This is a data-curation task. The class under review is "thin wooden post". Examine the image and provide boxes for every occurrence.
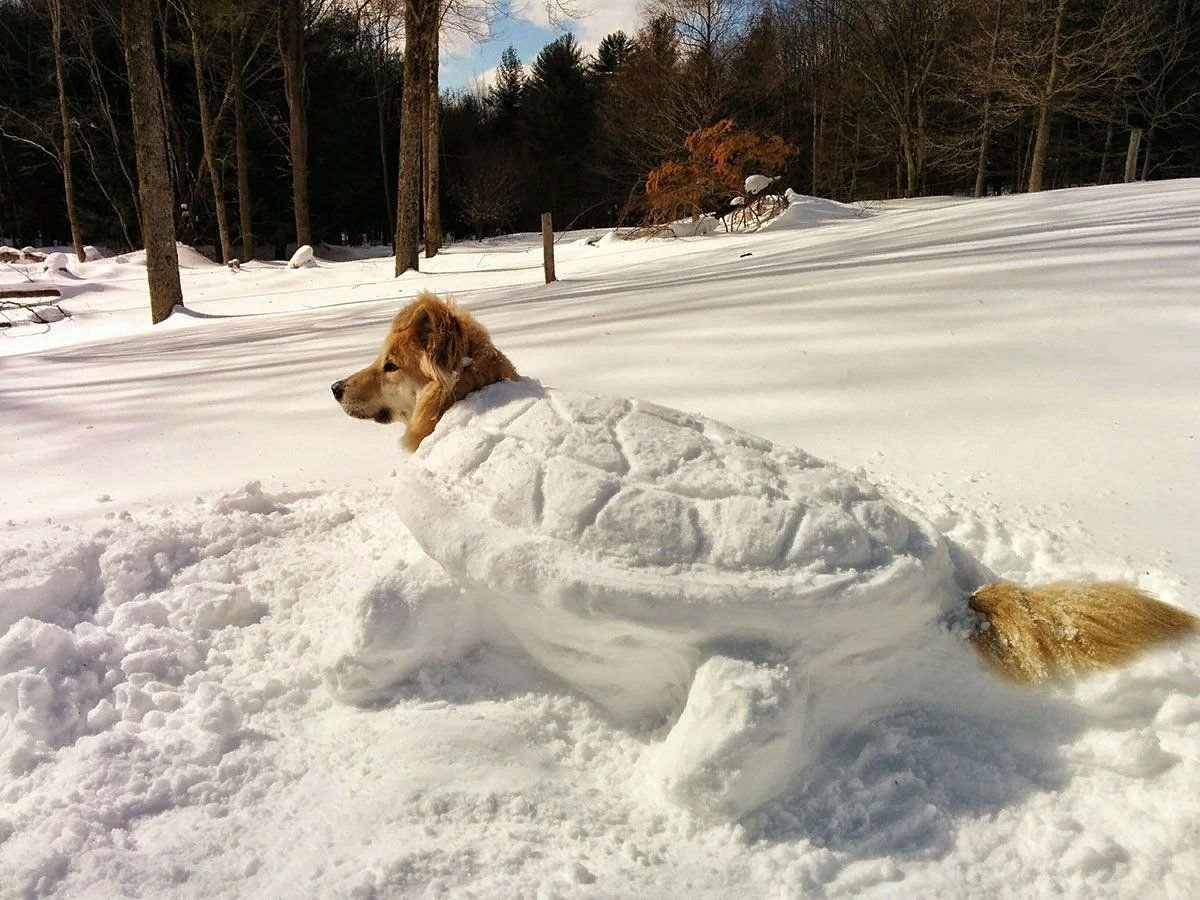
[541,212,556,284]
[1124,128,1143,183]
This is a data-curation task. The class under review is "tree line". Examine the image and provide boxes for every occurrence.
[1,0,1197,320]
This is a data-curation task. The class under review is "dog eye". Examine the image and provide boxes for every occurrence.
[383,361,398,373]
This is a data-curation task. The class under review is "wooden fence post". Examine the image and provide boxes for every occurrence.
[541,212,556,284]
[1124,128,1143,183]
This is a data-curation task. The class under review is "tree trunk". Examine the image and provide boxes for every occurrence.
[155,1,185,205]
[848,118,861,200]
[974,3,1004,199]
[279,0,311,247]
[1140,129,1152,181]
[1124,127,1142,182]
[1098,120,1114,183]
[232,22,254,261]
[810,96,819,195]
[186,10,232,263]
[375,65,392,237]
[395,0,431,276]
[77,21,140,244]
[900,126,918,198]
[915,101,927,195]
[974,102,992,198]
[423,23,441,257]
[1028,103,1054,192]
[48,0,85,262]
[121,0,183,324]
[1028,0,1068,193]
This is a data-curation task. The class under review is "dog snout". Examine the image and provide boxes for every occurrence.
[331,380,345,401]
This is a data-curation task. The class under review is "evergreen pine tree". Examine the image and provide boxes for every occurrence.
[489,45,524,134]
[521,35,596,224]
[591,31,633,78]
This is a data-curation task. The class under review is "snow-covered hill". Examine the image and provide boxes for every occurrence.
[2,182,1199,897]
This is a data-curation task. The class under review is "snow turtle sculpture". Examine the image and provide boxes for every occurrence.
[326,378,1196,818]
[327,379,1000,816]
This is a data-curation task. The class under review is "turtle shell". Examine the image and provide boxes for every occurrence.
[392,379,971,721]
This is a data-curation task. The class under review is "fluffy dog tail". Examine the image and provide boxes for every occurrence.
[968,581,1198,683]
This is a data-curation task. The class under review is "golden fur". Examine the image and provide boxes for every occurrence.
[335,293,1197,682]
[331,291,517,450]
[969,580,1198,682]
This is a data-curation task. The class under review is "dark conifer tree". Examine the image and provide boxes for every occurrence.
[521,34,597,225]
[489,45,525,137]
[591,31,634,77]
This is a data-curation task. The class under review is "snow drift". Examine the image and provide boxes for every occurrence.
[770,190,872,227]
[3,180,1200,897]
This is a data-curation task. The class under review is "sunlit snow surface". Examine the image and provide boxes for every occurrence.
[2,183,1199,896]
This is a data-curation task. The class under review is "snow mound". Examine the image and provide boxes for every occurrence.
[176,243,219,268]
[665,216,718,237]
[288,244,315,269]
[43,252,69,272]
[0,483,302,770]
[338,380,997,817]
[113,243,218,269]
[767,191,872,229]
[745,174,778,194]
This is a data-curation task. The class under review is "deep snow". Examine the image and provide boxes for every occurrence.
[2,182,1199,897]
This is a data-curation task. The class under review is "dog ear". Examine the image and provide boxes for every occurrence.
[428,308,468,376]
[411,302,467,382]
[391,304,420,333]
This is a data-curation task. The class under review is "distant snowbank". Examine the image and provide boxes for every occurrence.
[766,190,874,228]
[316,243,393,262]
[113,242,219,269]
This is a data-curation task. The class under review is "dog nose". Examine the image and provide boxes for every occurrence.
[331,380,345,401]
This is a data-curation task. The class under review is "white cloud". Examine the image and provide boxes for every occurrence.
[567,0,645,50]
[515,0,645,52]
[437,0,645,88]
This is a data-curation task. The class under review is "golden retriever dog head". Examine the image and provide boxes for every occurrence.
[332,291,517,451]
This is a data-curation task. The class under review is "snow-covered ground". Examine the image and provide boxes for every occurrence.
[2,181,1199,897]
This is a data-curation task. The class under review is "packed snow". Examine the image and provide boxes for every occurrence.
[287,245,315,270]
[41,253,69,273]
[744,174,778,195]
[774,190,872,227]
[362,379,1006,820]
[2,180,1199,897]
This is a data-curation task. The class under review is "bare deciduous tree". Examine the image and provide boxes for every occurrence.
[424,21,441,257]
[47,0,85,261]
[1121,0,1200,182]
[179,0,233,262]
[279,0,312,246]
[455,150,521,239]
[987,0,1153,192]
[848,0,960,198]
[121,0,183,323]
[394,0,434,274]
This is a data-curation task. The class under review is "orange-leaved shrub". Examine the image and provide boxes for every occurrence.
[645,119,794,224]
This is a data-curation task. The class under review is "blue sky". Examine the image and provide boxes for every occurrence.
[440,18,560,91]
[439,3,643,91]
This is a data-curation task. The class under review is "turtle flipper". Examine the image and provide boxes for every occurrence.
[323,560,481,706]
[647,655,803,819]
